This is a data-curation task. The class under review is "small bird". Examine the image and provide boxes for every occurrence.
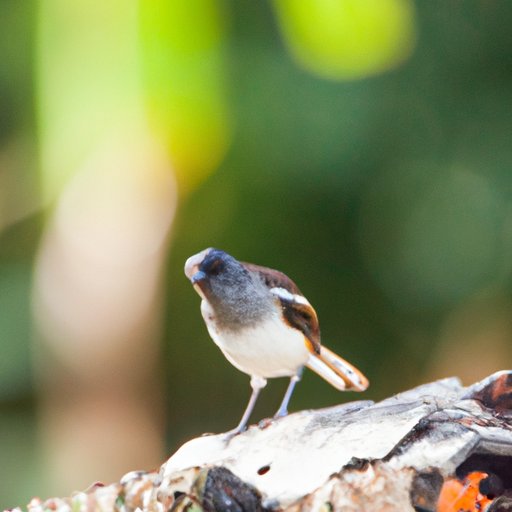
[185,248,369,434]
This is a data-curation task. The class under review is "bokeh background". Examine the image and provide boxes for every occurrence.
[1,0,512,507]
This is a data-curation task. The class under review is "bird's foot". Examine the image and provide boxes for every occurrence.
[273,407,289,419]
[222,425,247,443]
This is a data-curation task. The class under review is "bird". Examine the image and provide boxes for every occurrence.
[185,248,369,434]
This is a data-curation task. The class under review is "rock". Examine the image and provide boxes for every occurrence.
[23,371,512,511]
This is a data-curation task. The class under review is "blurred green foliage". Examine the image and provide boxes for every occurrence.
[165,0,512,439]
[37,1,144,202]
[1,0,512,508]
[274,0,416,79]
[140,0,231,193]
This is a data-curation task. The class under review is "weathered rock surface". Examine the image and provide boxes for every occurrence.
[18,371,512,511]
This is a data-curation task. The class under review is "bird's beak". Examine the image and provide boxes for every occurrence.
[184,248,211,280]
[191,270,207,285]
[185,249,213,299]
[190,270,209,299]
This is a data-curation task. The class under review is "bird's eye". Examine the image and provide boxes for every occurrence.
[208,259,223,276]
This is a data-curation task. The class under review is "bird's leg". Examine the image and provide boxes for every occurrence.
[226,375,267,438]
[274,366,303,418]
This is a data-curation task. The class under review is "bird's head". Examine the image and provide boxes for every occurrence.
[184,248,249,299]
[185,248,272,328]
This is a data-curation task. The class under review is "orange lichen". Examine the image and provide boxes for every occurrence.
[437,471,493,512]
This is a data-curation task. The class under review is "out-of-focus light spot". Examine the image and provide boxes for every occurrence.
[427,294,512,384]
[41,395,163,497]
[32,133,175,493]
[37,1,144,205]
[273,0,416,80]
[140,0,232,195]
[38,1,230,203]
[33,133,176,378]
[357,164,507,311]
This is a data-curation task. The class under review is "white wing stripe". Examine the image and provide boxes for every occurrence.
[270,287,310,306]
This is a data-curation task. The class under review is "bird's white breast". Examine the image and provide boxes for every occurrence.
[201,300,309,379]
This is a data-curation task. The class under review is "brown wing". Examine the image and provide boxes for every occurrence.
[242,262,303,295]
[242,262,321,354]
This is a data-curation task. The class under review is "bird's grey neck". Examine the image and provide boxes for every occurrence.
[209,274,273,332]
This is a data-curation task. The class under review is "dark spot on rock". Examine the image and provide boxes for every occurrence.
[457,454,512,492]
[202,466,268,512]
[257,465,270,476]
[342,457,370,471]
[480,473,504,499]
[410,469,443,512]
[468,372,512,414]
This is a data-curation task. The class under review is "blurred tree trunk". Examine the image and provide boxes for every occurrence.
[33,0,229,496]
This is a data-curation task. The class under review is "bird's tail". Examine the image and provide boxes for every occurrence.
[306,346,369,392]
